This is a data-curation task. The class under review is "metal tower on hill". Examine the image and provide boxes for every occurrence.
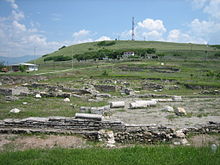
[132,17,135,41]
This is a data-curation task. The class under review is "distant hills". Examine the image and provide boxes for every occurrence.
[0,55,41,65]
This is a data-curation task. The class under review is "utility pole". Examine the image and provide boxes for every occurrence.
[71,46,73,69]
[132,17,135,41]
[34,47,36,63]
[34,47,36,64]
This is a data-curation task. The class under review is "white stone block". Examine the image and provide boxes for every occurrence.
[110,101,125,108]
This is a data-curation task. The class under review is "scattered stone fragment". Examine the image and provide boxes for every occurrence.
[35,94,41,98]
[64,98,70,102]
[98,129,115,147]
[180,138,189,145]
[95,93,111,98]
[10,108,21,113]
[152,98,173,102]
[175,129,186,138]
[91,106,110,115]
[75,113,102,121]
[80,106,91,113]
[129,100,157,109]
[123,88,135,95]
[172,96,182,102]
[110,101,125,108]
[5,96,19,101]
[94,85,116,92]
[80,106,110,115]
[175,107,187,116]
[22,102,28,105]
[162,106,174,112]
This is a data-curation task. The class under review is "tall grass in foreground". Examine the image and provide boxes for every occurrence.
[0,146,219,165]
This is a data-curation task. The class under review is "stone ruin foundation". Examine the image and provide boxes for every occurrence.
[0,114,219,146]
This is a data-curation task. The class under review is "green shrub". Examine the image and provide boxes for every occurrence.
[157,53,165,58]
[19,65,26,72]
[214,52,220,57]
[146,48,156,54]
[0,61,5,70]
[97,41,116,47]
[58,45,66,50]
[44,55,72,62]
[102,70,108,76]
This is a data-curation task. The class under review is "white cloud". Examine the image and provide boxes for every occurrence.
[167,29,207,44]
[96,36,111,41]
[189,18,220,43]
[51,13,62,22]
[189,0,220,43]
[0,0,66,57]
[12,20,26,31]
[73,29,91,38]
[203,0,220,18]
[120,18,166,41]
[191,0,220,19]
[5,0,18,9]
[191,0,208,8]
[12,10,24,21]
[137,18,166,32]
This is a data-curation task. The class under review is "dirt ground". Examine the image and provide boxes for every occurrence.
[0,134,88,152]
[110,97,220,128]
[0,133,219,152]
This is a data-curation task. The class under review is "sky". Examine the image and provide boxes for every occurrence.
[0,0,220,57]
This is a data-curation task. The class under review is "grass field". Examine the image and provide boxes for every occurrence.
[0,146,219,165]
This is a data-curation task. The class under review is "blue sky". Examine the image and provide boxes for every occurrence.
[0,0,220,57]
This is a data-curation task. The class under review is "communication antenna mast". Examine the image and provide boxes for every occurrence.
[132,17,135,41]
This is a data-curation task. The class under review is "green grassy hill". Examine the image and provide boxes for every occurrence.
[36,40,219,63]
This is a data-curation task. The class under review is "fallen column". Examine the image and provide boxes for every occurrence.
[110,101,125,108]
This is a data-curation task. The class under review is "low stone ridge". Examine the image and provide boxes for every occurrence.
[142,82,164,90]
[0,116,219,144]
[0,76,47,85]
[0,87,29,96]
[94,85,116,92]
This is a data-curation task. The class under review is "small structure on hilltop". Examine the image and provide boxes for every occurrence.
[123,51,135,58]
[11,63,38,72]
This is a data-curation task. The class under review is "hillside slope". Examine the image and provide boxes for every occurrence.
[36,40,218,63]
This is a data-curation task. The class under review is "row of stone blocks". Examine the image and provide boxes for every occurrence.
[0,115,126,132]
[0,115,219,144]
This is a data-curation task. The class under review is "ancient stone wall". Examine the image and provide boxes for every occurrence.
[0,117,219,144]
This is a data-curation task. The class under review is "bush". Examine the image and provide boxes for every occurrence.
[214,52,220,57]
[146,48,156,54]
[102,70,108,76]
[157,53,165,58]
[58,45,66,50]
[44,55,72,62]
[42,54,48,57]
[19,65,26,72]
[210,45,220,49]
[97,41,116,47]
[0,61,5,70]
[128,55,139,59]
